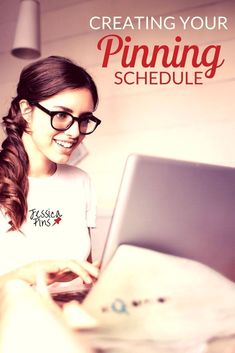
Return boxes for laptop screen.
[101,154,235,282]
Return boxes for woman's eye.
[55,112,69,119]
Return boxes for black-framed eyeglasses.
[30,102,101,135]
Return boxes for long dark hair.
[0,56,98,231]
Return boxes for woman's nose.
[64,121,80,137]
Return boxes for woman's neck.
[28,162,57,177]
[22,132,57,177]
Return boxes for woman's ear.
[19,99,33,123]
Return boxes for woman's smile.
[53,138,78,150]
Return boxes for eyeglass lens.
[52,112,96,134]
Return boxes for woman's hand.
[45,259,100,285]
[1,259,100,287]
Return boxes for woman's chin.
[52,153,71,165]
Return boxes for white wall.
[0,0,234,258]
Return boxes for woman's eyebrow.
[53,106,93,115]
[53,105,73,113]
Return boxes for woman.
[0,56,101,285]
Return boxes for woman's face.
[22,88,94,168]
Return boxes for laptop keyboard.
[51,289,90,304]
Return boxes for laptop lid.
[101,154,235,282]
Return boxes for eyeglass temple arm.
[30,102,51,115]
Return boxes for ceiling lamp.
[11,0,41,59]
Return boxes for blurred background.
[0,0,234,257]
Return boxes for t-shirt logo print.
[52,216,62,226]
[29,209,63,227]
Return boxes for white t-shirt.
[0,164,96,275]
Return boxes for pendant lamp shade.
[11,0,41,59]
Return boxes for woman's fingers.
[49,260,99,284]
[31,259,100,285]
[92,259,101,268]
[80,261,100,278]
[65,260,99,284]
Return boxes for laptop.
[101,154,235,282]
[52,153,235,303]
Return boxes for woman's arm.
[0,259,99,287]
